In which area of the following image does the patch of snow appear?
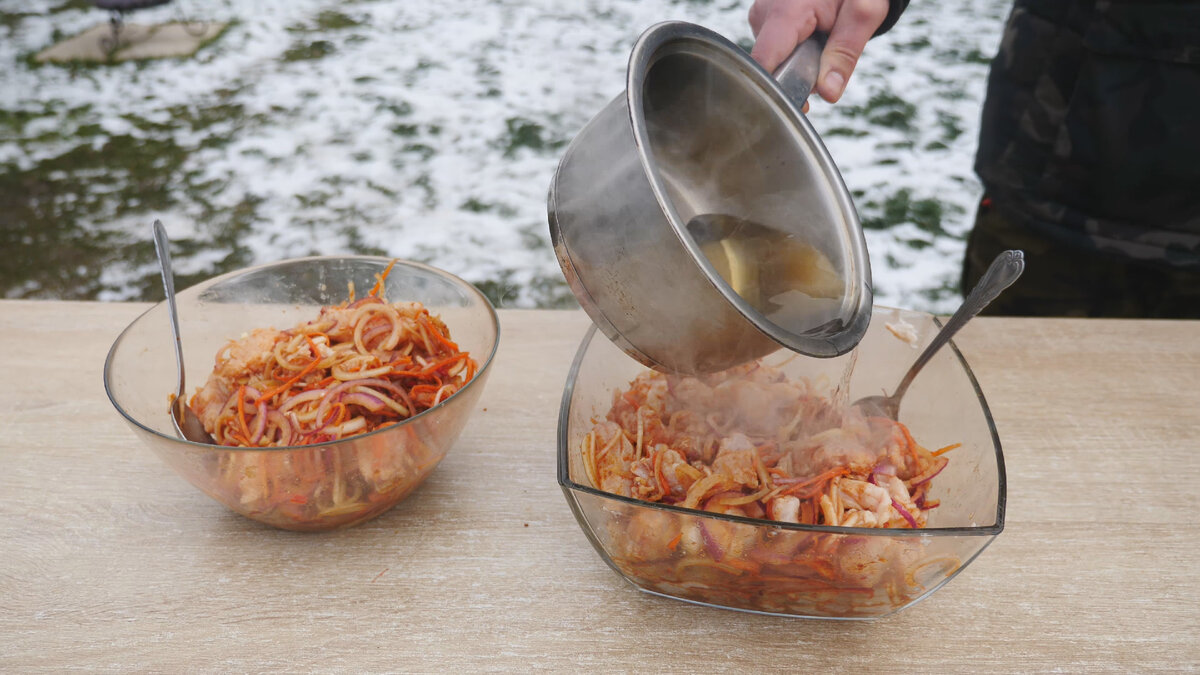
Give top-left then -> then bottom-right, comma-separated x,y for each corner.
1,0 -> 1009,310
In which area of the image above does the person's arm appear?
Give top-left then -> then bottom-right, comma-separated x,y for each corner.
749,0 -> 909,104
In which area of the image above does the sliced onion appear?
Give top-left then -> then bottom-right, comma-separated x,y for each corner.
325,416 -> 368,437
347,378 -> 415,412
358,323 -> 398,354
907,456 -> 949,487
698,521 -> 723,561
279,389 -> 326,413
266,410 -> 292,446
871,460 -> 897,479
340,392 -> 386,412
351,385 -> 409,416
314,380 -> 357,424
309,404 -> 337,434
248,400 -> 268,445
332,361 -> 393,381
891,497 -> 920,528
343,377 -> 406,396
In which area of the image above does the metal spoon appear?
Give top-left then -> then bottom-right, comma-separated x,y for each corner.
152,220 -> 217,444
854,250 -> 1025,420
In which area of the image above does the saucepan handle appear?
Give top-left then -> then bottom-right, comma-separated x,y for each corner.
771,32 -> 827,107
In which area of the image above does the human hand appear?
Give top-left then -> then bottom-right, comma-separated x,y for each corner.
748,0 -> 890,105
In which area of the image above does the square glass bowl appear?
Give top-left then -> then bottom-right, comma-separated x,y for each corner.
557,307 -> 1004,618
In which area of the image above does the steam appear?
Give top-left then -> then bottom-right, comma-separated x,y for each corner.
639,46 -> 854,340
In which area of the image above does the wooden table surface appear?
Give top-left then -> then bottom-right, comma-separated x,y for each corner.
1,300 -> 1198,673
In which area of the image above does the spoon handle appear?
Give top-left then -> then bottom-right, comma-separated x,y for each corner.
152,220 -> 186,405
890,250 -> 1025,402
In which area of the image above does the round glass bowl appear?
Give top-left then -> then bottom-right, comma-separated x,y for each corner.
105,256 -> 499,531
557,307 -> 1005,619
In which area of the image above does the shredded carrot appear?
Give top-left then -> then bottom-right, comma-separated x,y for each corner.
255,355 -> 322,406
393,352 -> 470,378
779,466 -> 849,498
723,559 -> 761,574
419,313 -> 460,353
387,355 -> 414,369
304,375 -> 337,391
368,259 -> 396,297
932,442 -> 962,457
897,421 -> 928,465
667,532 -> 682,551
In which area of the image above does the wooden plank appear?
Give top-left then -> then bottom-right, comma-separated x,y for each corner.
0,301 -> 1197,671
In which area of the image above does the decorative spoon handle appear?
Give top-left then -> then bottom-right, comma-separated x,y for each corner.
152,219 -> 187,412
890,250 -> 1025,403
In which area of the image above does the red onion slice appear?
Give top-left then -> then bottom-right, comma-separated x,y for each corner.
891,497 -> 920,528
908,456 -> 949,488
340,392 -> 386,412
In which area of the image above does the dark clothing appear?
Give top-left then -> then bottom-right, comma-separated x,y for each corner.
966,0 -> 1200,317
964,197 -> 1200,318
876,0 -> 911,37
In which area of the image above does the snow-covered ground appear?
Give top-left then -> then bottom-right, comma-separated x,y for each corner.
1,0 -> 1010,311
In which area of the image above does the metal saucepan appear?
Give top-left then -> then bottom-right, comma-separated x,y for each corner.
548,21 -> 872,374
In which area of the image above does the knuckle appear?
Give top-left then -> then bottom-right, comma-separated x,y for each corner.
845,0 -> 890,26
824,41 -> 863,68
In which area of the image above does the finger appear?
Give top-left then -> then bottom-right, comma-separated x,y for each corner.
748,6 -> 818,73
815,0 -> 887,102
748,0 -> 765,36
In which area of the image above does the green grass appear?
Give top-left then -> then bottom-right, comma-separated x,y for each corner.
0,107 -> 44,134
500,117 -> 566,157
0,80 -> 273,300
0,11 -> 36,34
893,36 -> 932,53
824,126 -> 869,138
936,109 -> 964,142
282,40 -> 336,62
50,0 -> 94,12
862,91 -> 916,131
288,10 -> 363,33
472,272 -> 521,308
0,122 -> 268,300
314,10 -> 362,31
1,2 -> 991,308
839,89 -> 919,137
861,188 -> 959,240
460,198 -> 518,218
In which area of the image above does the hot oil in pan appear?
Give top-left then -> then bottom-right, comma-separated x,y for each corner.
687,213 -> 846,334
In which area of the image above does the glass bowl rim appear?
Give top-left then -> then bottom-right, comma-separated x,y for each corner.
103,254 -> 501,452
556,313 -> 1007,537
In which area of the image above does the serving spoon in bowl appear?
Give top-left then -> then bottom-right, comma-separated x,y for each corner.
152,220 -> 217,445
854,249 -> 1025,420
